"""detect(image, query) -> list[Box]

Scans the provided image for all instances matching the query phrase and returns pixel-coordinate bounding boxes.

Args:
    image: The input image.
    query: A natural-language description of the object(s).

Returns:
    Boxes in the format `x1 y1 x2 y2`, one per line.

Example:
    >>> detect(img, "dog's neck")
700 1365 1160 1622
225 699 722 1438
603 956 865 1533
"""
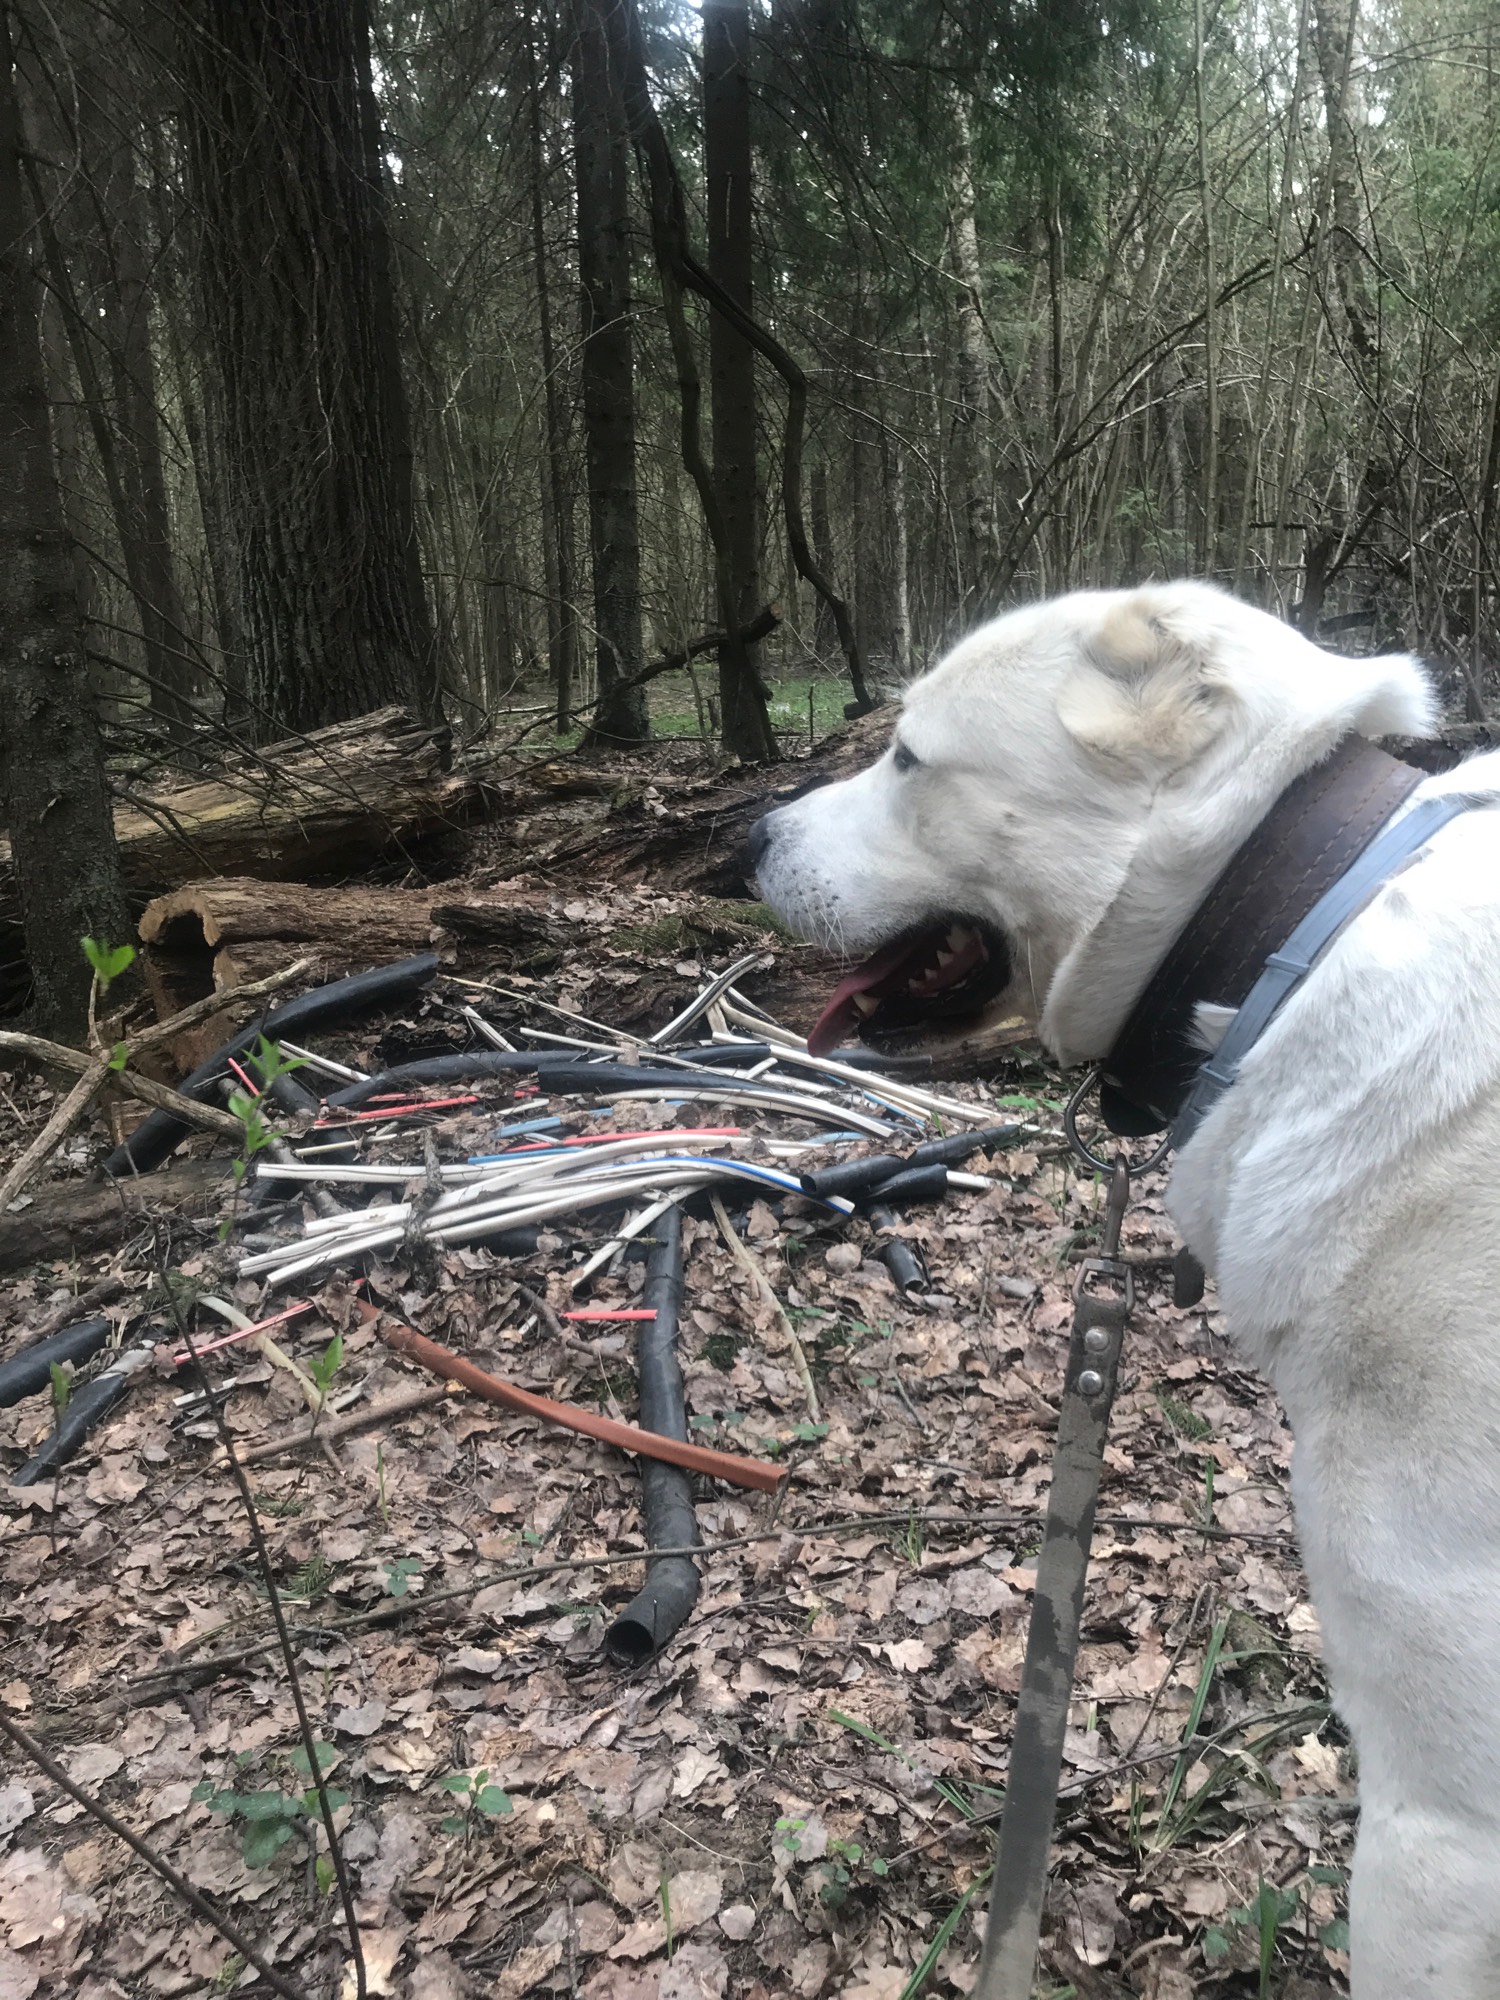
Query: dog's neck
1041 727 1423 1129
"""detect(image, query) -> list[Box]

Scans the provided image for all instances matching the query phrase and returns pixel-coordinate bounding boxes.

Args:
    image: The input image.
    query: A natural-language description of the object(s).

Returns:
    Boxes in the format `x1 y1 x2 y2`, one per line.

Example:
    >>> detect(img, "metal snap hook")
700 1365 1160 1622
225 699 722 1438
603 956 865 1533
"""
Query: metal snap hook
1063 1067 1173 1177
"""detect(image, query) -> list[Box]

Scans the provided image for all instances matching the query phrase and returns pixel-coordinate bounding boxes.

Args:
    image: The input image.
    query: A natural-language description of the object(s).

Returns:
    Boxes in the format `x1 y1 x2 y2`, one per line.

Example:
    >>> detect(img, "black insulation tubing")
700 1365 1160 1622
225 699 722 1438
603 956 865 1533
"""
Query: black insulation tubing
0 1319 114 1410
12 1365 138 1485
602 1205 700 1666
326 1055 804 1112
100 952 442 1178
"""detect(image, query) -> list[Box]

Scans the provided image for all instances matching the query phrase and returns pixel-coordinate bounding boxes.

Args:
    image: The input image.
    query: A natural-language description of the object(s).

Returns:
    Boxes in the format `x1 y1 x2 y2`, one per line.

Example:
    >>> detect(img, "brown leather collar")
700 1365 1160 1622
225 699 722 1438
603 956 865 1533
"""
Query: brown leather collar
1099 735 1423 1136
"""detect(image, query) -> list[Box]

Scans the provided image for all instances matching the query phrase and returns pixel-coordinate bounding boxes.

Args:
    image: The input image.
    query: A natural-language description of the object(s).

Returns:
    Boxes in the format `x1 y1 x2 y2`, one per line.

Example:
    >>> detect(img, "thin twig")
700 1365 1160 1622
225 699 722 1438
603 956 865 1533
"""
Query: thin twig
0 1705 311 2000
0 1030 244 1141
154 1233 367 2000
709 1190 819 1421
0 1052 112 1209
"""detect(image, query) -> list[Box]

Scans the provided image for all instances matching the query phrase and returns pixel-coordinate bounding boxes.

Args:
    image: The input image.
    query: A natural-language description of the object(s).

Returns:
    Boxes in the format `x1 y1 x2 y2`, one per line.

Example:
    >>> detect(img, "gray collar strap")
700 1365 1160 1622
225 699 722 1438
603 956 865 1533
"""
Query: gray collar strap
1172 789 1488 1150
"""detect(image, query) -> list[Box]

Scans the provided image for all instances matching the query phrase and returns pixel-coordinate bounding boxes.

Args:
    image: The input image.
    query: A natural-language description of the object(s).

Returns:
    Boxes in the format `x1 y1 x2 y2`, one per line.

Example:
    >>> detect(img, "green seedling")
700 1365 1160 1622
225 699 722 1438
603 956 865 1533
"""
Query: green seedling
279 1555 331 1603
1203 1873 1347 1995
660 1871 675 1959
307 1333 345 1411
192 1742 345 1869
897 1867 992 2000
437 1767 513 1843
49 1362 72 1423
817 1835 889 1909
81 937 135 992
226 1038 306 1185
1152 1611 1230 1844
828 1710 986 1823
1157 1388 1213 1440
383 1555 423 1598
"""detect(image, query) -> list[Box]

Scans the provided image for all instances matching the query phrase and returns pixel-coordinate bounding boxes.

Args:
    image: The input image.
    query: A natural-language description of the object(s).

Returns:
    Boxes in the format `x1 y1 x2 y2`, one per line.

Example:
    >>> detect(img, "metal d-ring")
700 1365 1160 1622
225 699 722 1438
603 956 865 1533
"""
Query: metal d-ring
1063 1067 1174 1177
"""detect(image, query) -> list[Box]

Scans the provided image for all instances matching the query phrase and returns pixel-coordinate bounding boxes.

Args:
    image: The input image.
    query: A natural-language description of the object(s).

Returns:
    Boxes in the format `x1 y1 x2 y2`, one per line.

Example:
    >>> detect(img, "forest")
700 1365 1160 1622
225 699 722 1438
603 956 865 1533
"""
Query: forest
0 0 1496 1995
2 0 1498 1028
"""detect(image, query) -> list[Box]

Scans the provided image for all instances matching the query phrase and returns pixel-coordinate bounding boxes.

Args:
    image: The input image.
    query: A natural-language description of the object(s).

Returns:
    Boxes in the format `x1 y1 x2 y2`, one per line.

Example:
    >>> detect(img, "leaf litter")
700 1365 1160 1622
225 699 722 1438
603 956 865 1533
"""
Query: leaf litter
0 905 1353 2000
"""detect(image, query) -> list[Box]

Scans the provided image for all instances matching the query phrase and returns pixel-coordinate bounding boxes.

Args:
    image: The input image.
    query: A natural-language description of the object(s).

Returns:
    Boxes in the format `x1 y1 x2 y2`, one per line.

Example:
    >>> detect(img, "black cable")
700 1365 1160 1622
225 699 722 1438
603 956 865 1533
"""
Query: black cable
603 1206 700 1666
100 953 442 1178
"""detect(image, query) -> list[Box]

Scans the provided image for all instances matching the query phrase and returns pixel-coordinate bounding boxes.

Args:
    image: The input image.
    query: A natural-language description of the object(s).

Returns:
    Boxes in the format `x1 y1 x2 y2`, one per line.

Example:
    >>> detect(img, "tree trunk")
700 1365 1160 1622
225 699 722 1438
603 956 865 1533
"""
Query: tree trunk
15 0 200 740
704 0 776 762
0 15 132 1035
810 459 835 655
950 96 996 612
175 0 441 740
1311 0 1375 366
573 0 649 748
528 19 580 735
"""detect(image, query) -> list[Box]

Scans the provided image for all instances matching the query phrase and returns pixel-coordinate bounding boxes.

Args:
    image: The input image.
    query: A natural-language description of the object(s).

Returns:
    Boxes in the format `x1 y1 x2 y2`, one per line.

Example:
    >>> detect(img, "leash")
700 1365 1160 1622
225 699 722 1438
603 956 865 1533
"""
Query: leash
972 751 1492 1992
973 1152 1134 2000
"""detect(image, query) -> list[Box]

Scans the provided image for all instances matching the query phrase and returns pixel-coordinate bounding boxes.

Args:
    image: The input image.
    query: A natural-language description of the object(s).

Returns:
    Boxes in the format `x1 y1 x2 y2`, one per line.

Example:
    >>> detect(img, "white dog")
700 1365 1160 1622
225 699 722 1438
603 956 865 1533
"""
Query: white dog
750 581 1500 1998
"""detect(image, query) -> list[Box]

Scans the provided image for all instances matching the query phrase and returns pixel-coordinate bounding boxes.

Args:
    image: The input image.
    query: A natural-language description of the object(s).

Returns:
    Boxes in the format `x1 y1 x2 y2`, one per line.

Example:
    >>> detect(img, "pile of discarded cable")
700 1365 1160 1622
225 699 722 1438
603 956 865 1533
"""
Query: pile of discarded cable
10 950 1037 1663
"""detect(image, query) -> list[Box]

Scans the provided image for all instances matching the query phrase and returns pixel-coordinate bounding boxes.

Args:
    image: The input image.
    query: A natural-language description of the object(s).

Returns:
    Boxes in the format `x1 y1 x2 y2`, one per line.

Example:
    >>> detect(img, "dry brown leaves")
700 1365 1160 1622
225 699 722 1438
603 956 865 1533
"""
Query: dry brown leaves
0 958 1351 2000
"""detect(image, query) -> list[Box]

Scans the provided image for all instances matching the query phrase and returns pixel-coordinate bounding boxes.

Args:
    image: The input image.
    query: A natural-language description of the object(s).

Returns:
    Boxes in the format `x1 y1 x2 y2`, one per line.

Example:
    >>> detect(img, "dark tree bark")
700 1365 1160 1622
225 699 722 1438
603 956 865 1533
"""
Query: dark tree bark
15 0 200 741
572 0 649 748
528 18 581 734
175 0 441 740
704 0 776 762
0 14 132 1035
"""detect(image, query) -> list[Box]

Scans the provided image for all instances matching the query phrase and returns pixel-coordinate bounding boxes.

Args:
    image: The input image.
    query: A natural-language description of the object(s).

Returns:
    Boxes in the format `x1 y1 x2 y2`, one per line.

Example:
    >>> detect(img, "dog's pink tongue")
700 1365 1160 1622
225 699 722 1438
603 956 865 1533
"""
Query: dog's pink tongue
806 940 913 1059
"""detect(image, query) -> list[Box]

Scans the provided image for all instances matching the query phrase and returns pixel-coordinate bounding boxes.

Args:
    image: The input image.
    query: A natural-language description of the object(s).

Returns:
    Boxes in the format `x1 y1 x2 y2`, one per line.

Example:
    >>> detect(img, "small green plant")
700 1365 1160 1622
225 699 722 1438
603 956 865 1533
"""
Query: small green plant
81 937 136 992
817 1835 889 1909
437 1767 513 1842
279 1555 332 1603
1151 1612 1230 1848
660 1871 675 1960
48 1361 73 1424
192 1742 346 1869
1202 1872 1348 1994
383 1555 423 1598
1157 1388 1213 1441
306 1333 344 1415
226 1038 307 1184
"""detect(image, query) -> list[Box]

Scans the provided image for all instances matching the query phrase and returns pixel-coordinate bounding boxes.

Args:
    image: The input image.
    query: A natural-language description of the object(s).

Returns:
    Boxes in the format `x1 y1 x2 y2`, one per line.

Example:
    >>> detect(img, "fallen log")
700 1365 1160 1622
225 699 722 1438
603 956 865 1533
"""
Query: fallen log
514 708 890 897
0 1158 229 1273
139 878 440 1016
0 707 485 1012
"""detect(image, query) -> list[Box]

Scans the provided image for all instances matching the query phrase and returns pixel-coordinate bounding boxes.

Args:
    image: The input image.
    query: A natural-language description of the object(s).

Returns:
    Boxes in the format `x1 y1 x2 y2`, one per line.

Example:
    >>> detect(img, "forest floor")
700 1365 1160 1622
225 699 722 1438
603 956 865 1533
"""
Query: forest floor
0 742 1354 2000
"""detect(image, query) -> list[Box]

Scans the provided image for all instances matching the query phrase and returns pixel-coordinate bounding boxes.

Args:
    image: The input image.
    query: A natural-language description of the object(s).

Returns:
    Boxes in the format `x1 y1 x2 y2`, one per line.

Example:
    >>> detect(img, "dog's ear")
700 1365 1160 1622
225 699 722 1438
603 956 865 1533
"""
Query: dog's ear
1057 594 1233 773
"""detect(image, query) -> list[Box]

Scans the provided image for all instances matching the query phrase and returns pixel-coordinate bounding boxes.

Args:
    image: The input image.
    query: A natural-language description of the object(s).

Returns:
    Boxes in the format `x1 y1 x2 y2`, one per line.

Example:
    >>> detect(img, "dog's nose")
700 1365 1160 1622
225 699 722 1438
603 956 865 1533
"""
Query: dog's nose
745 813 774 874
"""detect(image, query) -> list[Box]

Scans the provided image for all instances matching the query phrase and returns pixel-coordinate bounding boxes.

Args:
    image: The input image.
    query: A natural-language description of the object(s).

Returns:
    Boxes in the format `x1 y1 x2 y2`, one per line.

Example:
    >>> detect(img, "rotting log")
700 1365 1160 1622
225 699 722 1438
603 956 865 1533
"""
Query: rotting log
139 878 440 1016
0 707 484 1011
0 1157 229 1273
508 709 890 897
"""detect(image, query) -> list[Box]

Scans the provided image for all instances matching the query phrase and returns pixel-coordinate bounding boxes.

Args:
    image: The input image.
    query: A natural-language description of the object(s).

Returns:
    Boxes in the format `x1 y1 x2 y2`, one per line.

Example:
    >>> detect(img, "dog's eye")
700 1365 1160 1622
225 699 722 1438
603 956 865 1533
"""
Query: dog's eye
892 742 920 774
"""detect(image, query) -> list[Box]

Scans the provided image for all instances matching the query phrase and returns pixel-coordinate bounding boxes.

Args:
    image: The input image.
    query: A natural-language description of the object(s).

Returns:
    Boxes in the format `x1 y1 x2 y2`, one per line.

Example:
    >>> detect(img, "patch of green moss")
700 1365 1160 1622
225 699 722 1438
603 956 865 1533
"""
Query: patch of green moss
615 898 798 958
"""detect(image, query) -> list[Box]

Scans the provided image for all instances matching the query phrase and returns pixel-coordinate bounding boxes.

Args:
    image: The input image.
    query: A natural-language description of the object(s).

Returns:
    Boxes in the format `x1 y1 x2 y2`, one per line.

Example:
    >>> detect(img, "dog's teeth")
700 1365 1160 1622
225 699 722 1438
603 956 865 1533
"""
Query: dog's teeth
935 949 955 969
852 993 880 1016
946 925 968 950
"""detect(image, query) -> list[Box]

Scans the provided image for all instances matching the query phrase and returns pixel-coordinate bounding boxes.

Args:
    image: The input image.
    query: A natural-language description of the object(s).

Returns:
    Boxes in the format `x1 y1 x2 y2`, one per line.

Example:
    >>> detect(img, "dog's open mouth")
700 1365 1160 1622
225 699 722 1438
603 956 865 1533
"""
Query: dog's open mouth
807 918 1012 1057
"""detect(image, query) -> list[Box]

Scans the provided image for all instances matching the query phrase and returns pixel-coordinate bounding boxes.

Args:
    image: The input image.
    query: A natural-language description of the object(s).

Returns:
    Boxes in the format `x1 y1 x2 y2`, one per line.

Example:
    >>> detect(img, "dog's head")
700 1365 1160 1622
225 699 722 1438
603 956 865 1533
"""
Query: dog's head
751 583 1435 1060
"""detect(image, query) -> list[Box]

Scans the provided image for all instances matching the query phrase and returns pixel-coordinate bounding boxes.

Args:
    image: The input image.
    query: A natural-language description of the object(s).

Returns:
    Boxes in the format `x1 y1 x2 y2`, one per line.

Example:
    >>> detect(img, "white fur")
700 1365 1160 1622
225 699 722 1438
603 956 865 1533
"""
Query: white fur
754 581 1500 1997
